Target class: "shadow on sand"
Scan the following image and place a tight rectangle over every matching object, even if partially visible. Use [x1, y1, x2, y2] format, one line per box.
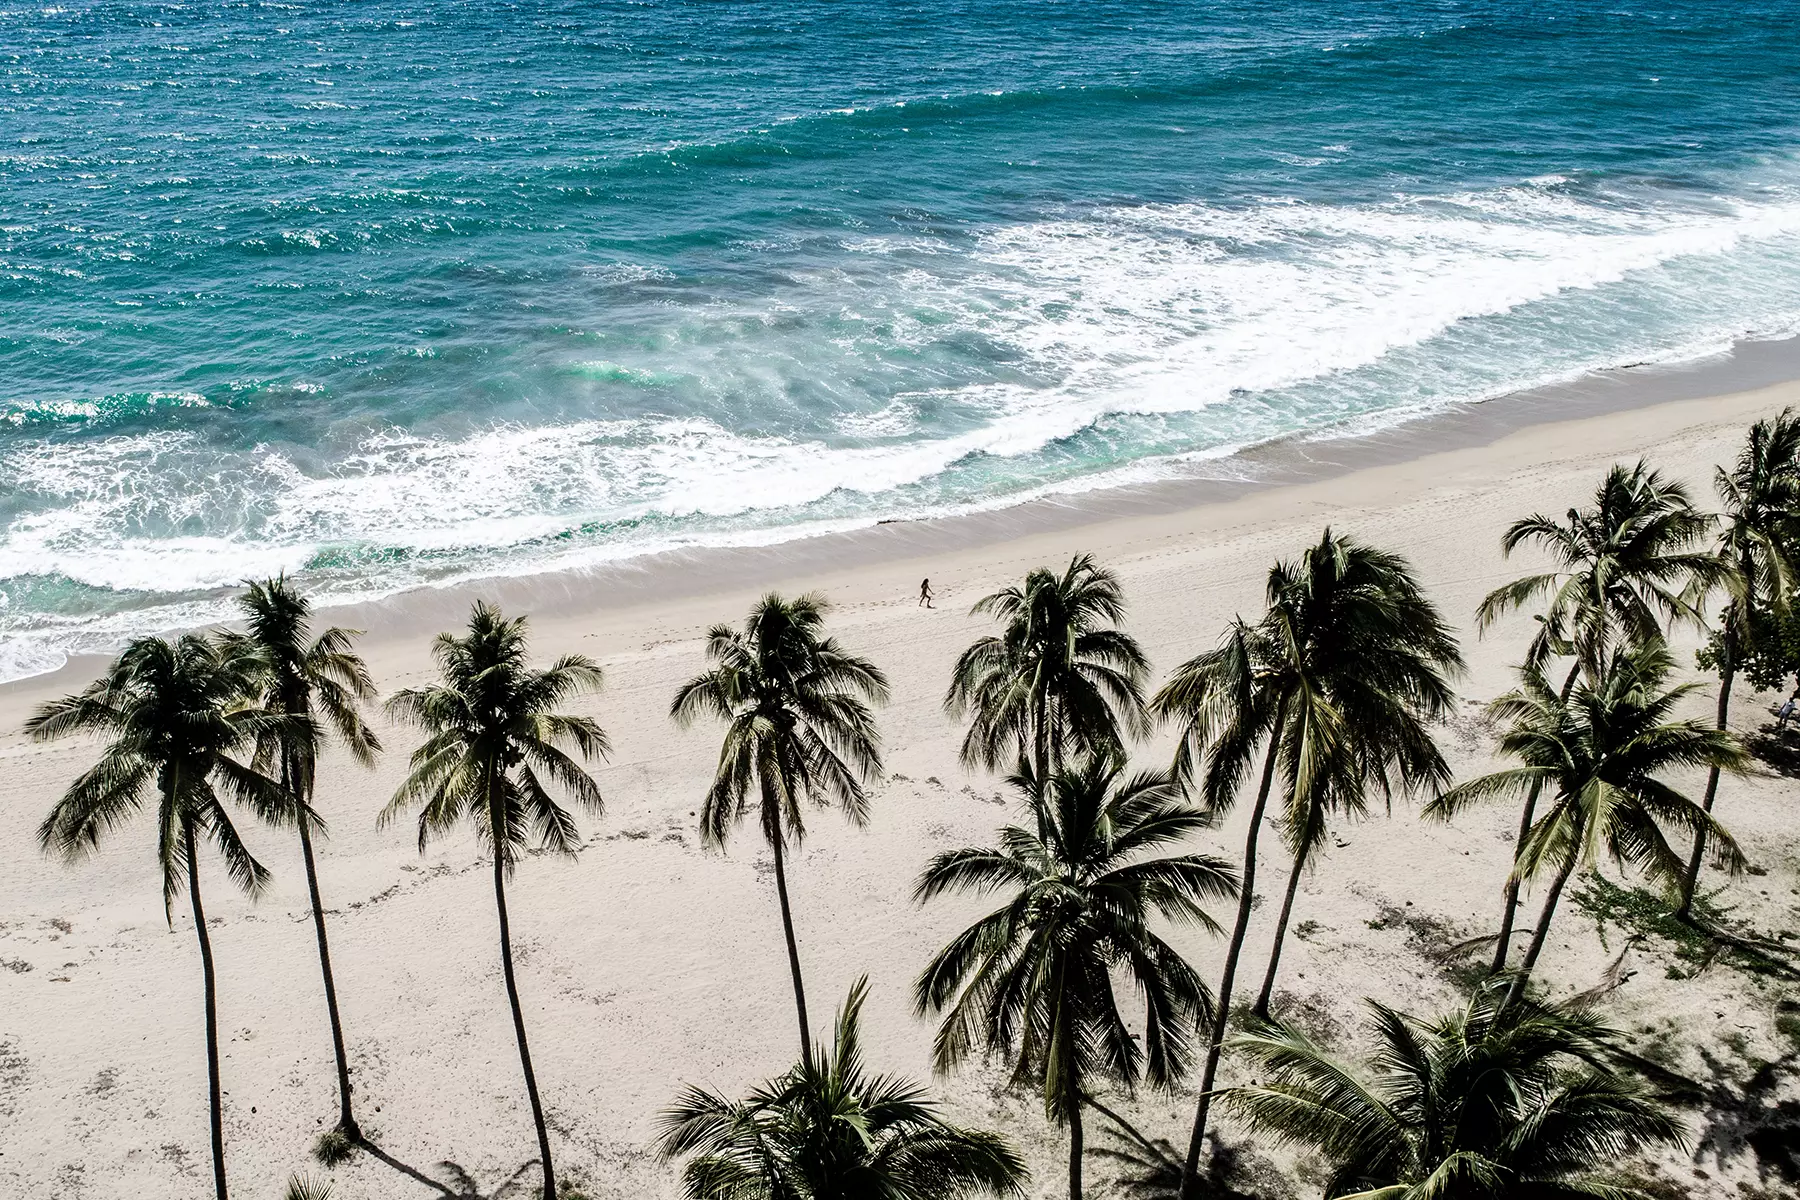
[356, 1136, 539, 1199]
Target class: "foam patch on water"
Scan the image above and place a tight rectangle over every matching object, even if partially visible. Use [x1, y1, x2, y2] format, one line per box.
[6, 179, 1800, 677]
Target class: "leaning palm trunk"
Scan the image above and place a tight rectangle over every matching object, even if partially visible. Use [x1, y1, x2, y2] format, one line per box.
[1180, 694, 1287, 1200]
[183, 813, 230, 1200]
[1679, 628, 1735, 921]
[1490, 779, 1541, 974]
[1492, 664, 1580, 972]
[768, 811, 812, 1066]
[286, 753, 360, 1141]
[493, 846, 557, 1200]
[1252, 812, 1315, 1018]
[1504, 853, 1578, 1011]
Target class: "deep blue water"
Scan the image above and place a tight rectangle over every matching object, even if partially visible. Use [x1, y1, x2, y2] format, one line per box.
[4, 0, 1800, 676]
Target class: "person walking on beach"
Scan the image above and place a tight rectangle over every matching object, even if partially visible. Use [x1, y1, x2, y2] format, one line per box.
[1780, 695, 1797, 728]
[918, 578, 934, 608]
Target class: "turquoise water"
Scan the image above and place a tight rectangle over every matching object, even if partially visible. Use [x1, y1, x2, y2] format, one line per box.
[5, 0, 1800, 677]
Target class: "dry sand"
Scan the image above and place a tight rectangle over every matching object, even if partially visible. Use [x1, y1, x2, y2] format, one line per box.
[4, 381, 1800, 1199]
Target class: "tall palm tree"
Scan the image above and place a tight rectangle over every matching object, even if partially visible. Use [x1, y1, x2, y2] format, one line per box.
[1221, 980, 1685, 1198]
[1247, 532, 1460, 1018]
[1475, 461, 1721, 970]
[29, 634, 296, 1200]
[383, 603, 609, 1200]
[657, 977, 1029, 1200]
[914, 757, 1236, 1200]
[946, 554, 1149, 791]
[1154, 530, 1460, 1200]
[222, 576, 381, 1147]
[671, 592, 888, 1065]
[1679, 410, 1800, 918]
[1428, 643, 1746, 1009]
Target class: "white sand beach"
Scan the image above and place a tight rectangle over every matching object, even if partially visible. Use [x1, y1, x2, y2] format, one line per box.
[4, 380, 1799, 1199]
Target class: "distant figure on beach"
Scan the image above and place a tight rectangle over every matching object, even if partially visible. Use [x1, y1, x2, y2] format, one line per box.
[918, 578, 934, 608]
[1781, 696, 1797, 728]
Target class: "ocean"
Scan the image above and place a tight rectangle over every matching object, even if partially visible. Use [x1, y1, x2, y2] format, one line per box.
[4, 0, 1800, 679]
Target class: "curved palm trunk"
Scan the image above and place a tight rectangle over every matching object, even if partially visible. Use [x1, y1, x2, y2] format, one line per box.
[1678, 641, 1734, 921]
[289, 755, 360, 1140]
[492, 852, 556, 1200]
[183, 816, 230, 1200]
[1490, 779, 1543, 975]
[1493, 664, 1579, 974]
[1179, 692, 1289, 1200]
[1503, 853, 1576, 1011]
[769, 828, 813, 1067]
[1253, 820, 1312, 1019]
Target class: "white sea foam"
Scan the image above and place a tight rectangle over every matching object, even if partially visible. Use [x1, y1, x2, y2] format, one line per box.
[6, 180, 1800, 678]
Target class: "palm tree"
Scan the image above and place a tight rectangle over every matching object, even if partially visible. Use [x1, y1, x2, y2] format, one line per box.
[1475, 461, 1722, 970]
[1153, 530, 1460, 1199]
[657, 977, 1029, 1199]
[1221, 980, 1685, 1198]
[946, 554, 1149, 791]
[670, 592, 888, 1066]
[1246, 532, 1460, 1018]
[1679, 410, 1800, 918]
[1428, 642, 1747, 1009]
[914, 756, 1236, 1200]
[222, 575, 381, 1147]
[383, 603, 609, 1200]
[29, 634, 297, 1200]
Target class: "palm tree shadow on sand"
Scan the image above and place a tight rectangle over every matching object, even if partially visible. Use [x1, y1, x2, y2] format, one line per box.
[356, 1137, 539, 1199]
[1084, 1101, 1285, 1200]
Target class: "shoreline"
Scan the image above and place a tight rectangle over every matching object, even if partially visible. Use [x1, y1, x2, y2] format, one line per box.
[8, 329, 1800, 699]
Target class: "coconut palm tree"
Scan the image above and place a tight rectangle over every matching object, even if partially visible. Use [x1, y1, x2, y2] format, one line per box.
[914, 756, 1236, 1200]
[383, 603, 609, 1200]
[670, 592, 888, 1065]
[1475, 461, 1722, 970]
[657, 977, 1029, 1199]
[1154, 530, 1460, 1200]
[1221, 979, 1685, 1198]
[946, 554, 1149, 792]
[1427, 642, 1746, 1009]
[221, 575, 381, 1148]
[29, 634, 297, 1200]
[1679, 410, 1800, 918]
[1246, 532, 1460, 1019]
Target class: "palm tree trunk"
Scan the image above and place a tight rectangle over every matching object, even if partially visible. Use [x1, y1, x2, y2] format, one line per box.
[769, 830, 812, 1066]
[289, 755, 359, 1141]
[1678, 641, 1734, 921]
[1504, 853, 1576, 1011]
[183, 815, 229, 1200]
[492, 851, 556, 1200]
[1493, 664, 1579, 974]
[1179, 691, 1289, 1200]
[1490, 779, 1542, 975]
[1253, 824, 1311, 1019]
[1067, 1091, 1084, 1200]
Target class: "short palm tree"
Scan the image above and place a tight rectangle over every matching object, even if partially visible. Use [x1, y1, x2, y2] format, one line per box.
[1428, 642, 1746, 1009]
[671, 592, 888, 1065]
[1221, 980, 1685, 1198]
[946, 554, 1149, 791]
[1153, 530, 1460, 1199]
[1680, 409, 1800, 917]
[1475, 461, 1722, 970]
[383, 603, 610, 1200]
[914, 756, 1236, 1200]
[222, 575, 381, 1146]
[657, 977, 1029, 1199]
[30, 634, 296, 1200]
